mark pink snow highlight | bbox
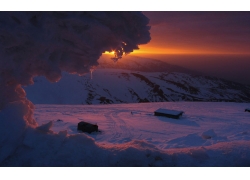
[2,102,250,166]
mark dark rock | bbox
[98,96,113,104]
[139,98,149,103]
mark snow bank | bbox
[1,121,250,166]
[1,102,250,166]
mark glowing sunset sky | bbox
[133,12,250,55]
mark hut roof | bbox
[154,108,184,116]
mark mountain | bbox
[98,54,199,74]
[24,57,250,104]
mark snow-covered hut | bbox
[154,108,184,119]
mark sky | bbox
[2,2,250,56]
[1,2,250,84]
[132,12,250,55]
[126,11,250,85]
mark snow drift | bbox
[1,102,250,166]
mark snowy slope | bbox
[24,68,250,104]
[1,102,250,166]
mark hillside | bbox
[24,68,250,104]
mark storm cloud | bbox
[0,11,151,125]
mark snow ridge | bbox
[24,68,250,105]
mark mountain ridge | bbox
[24,64,250,104]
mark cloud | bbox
[0,11,151,126]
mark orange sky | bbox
[104,12,250,85]
[130,12,250,56]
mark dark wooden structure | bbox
[77,121,98,134]
[154,108,184,119]
[245,108,250,112]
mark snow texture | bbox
[1,102,250,166]
[24,68,250,104]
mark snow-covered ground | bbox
[34,102,250,149]
[2,101,249,167]
[24,69,250,104]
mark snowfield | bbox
[24,68,250,105]
[1,101,250,166]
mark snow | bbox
[24,69,250,104]
[1,101,250,166]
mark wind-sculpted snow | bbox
[1,102,250,166]
[0,12,150,164]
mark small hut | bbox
[154,108,184,119]
[77,121,98,134]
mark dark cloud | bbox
[0,11,151,126]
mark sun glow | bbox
[104,51,115,55]
[130,45,250,56]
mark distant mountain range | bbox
[98,55,200,74]
[24,57,250,104]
